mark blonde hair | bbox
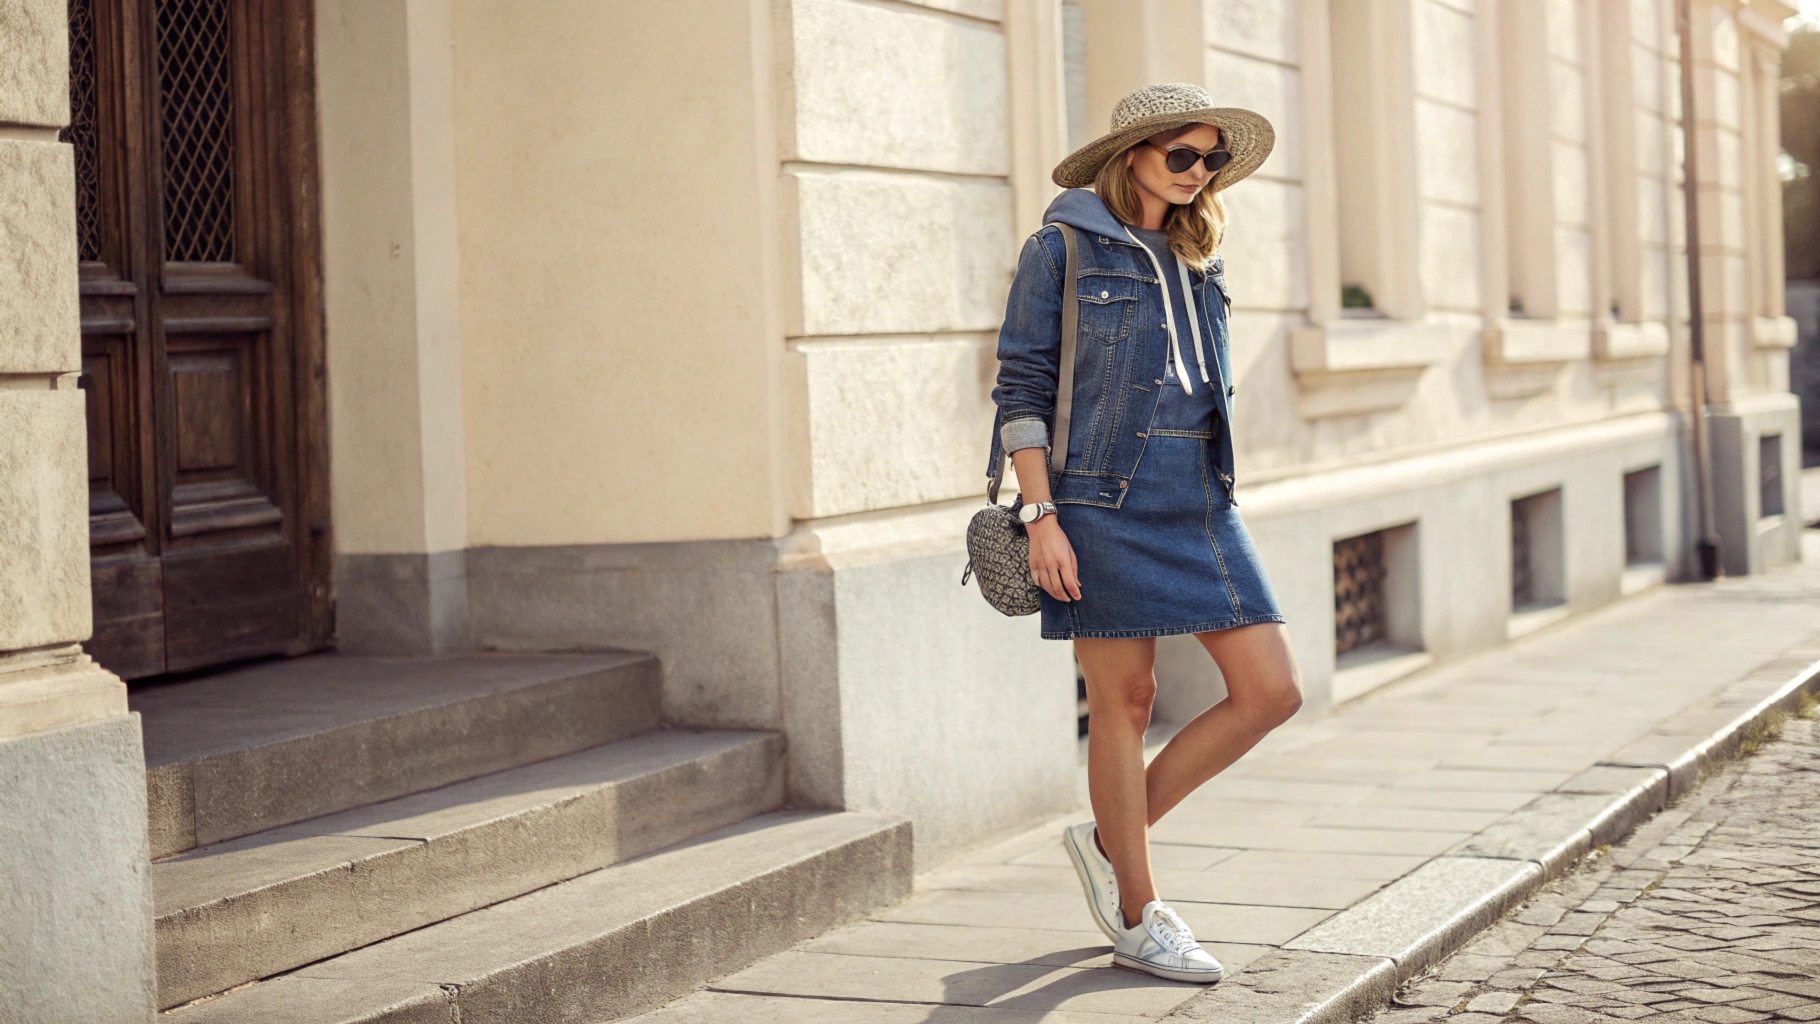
[1093,140,1227,271]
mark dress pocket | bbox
[1076,274,1140,345]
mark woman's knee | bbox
[1091,673,1157,731]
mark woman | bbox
[989,83,1304,983]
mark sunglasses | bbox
[1148,140,1234,175]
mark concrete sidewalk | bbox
[630,534,1820,1024]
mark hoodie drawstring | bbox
[1121,227,1210,395]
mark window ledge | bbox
[1753,315,1798,349]
[1483,318,1593,365]
[1290,319,1452,418]
[1332,642,1432,704]
[1595,321,1671,361]
[1293,319,1453,373]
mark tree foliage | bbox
[1785,26,1820,280]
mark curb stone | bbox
[1162,649,1820,1024]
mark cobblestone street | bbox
[1373,710,1820,1024]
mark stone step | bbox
[153,728,783,1009]
[134,652,660,857]
[162,809,913,1024]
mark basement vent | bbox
[1333,531,1388,656]
[1761,434,1784,518]
[1511,499,1534,607]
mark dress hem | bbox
[1042,613,1285,641]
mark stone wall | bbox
[0,0,154,1019]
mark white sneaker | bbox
[1112,901,1225,984]
[1062,821,1121,940]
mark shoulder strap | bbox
[1050,223,1079,487]
[987,223,1080,504]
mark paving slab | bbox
[635,539,1820,1024]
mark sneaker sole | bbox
[1112,953,1225,985]
[1062,827,1120,941]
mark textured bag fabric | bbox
[963,500,1042,616]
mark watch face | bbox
[1018,503,1040,524]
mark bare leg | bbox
[1145,623,1303,825]
[1075,636,1162,928]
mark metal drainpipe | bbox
[1677,0,1722,579]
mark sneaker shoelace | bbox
[1146,905,1205,956]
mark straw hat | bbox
[1052,83,1275,191]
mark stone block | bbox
[0,139,80,373]
[786,168,1014,337]
[1286,856,1543,978]
[1553,142,1592,228]
[1413,0,1477,107]
[785,0,1008,175]
[0,389,90,652]
[1555,227,1594,317]
[334,550,471,656]
[1422,204,1483,314]
[790,334,996,519]
[1221,177,1307,311]
[466,540,783,730]
[1205,49,1302,181]
[1636,175,1669,244]
[1167,948,1399,1024]
[777,527,1076,866]
[1552,62,1589,142]
[1545,0,1582,62]
[1205,0,1300,65]
[899,0,1002,19]
[0,0,68,127]
[1415,100,1481,207]
[0,715,155,1024]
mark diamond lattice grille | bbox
[62,0,102,262]
[156,0,236,263]
[1333,532,1386,656]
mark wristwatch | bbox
[1018,500,1057,525]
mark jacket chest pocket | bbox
[1076,275,1141,345]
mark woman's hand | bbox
[1028,517,1082,602]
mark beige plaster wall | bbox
[317,0,469,557]
[451,0,788,546]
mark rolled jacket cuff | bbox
[1000,417,1049,454]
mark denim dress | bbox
[1039,228,1283,640]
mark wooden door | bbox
[64,0,330,679]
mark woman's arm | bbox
[1011,447,1082,602]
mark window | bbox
[1511,489,1565,612]
[1498,0,1558,320]
[1332,523,1423,702]
[1623,467,1664,566]
[1328,0,1419,319]
[1761,434,1785,519]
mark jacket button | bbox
[1154,379,1164,386]
[1100,290,1109,299]
[1118,480,1128,489]
[1160,322,1168,329]
[1136,432,1147,439]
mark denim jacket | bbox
[988,189,1237,508]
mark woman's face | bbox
[1125,124,1223,206]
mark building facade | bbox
[0,0,1802,1019]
